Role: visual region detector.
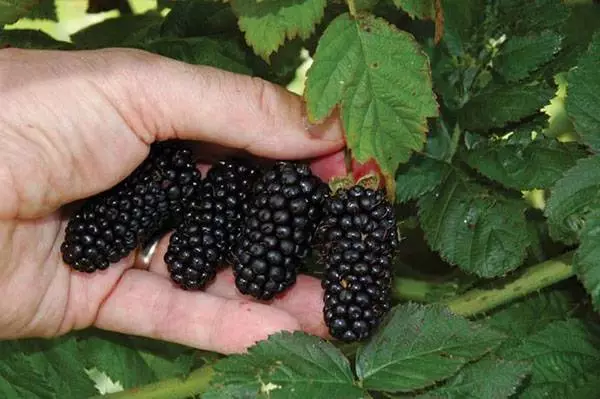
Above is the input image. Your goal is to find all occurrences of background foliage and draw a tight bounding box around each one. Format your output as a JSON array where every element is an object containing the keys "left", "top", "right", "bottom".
[{"left": 1, "top": 0, "right": 600, "bottom": 398}]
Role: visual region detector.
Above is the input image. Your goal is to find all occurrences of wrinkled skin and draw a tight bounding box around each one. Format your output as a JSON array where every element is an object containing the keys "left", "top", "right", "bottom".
[{"left": 0, "top": 48, "right": 346, "bottom": 354}]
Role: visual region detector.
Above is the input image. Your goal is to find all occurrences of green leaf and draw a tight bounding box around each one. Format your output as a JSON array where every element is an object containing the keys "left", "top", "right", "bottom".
[
  {"left": 503, "top": 319, "right": 600, "bottom": 399},
  {"left": 565, "top": 32, "right": 600, "bottom": 152},
  {"left": 459, "top": 81, "right": 555, "bottom": 132},
  {"left": 392, "top": 0, "right": 434, "bottom": 20},
  {"left": 463, "top": 136, "right": 588, "bottom": 190},
  {"left": 0, "top": 29, "right": 73, "bottom": 49},
  {"left": 160, "top": 0, "right": 238, "bottom": 38},
  {"left": 79, "top": 336, "right": 157, "bottom": 390},
  {"left": 491, "top": 0, "right": 569, "bottom": 37},
  {"left": 305, "top": 13, "right": 438, "bottom": 193},
  {"left": 573, "top": 211, "right": 600, "bottom": 312},
  {"left": 0, "top": 0, "right": 39, "bottom": 25},
  {"left": 545, "top": 155, "right": 600, "bottom": 244},
  {"left": 439, "top": 0, "right": 483, "bottom": 56},
  {"left": 231, "top": 0, "right": 326, "bottom": 60},
  {"left": 418, "top": 168, "right": 530, "bottom": 278},
  {"left": 138, "top": 37, "right": 252, "bottom": 75},
  {"left": 417, "top": 357, "right": 530, "bottom": 399},
  {"left": 486, "top": 291, "right": 573, "bottom": 357},
  {"left": 0, "top": 336, "right": 98, "bottom": 398},
  {"left": 395, "top": 158, "right": 452, "bottom": 203},
  {"left": 544, "top": 3, "right": 600, "bottom": 76},
  {"left": 355, "top": 303, "right": 505, "bottom": 392},
  {"left": 71, "top": 12, "right": 164, "bottom": 49},
  {"left": 205, "top": 331, "right": 363, "bottom": 399},
  {"left": 494, "top": 31, "right": 563, "bottom": 83},
  {"left": 24, "top": 0, "right": 56, "bottom": 21}
]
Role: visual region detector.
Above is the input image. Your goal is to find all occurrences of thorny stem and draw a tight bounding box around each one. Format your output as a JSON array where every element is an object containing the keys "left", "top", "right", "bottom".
[
  {"left": 101, "top": 252, "right": 575, "bottom": 399},
  {"left": 443, "top": 252, "right": 575, "bottom": 316}
]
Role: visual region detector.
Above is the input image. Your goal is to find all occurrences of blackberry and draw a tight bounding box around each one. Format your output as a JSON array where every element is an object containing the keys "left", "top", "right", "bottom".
[
  {"left": 317, "top": 185, "right": 397, "bottom": 342},
  {"left": 233, "top": 162, "right": 328, "bottom": 300},
  {"left": 165, "top": 159, "right": 260, "bottom": 290},
  {"left": 60, "top": 141, "right": 201, "bottom": 272}
]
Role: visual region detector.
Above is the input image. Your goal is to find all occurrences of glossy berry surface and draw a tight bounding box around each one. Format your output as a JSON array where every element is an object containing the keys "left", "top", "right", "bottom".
[
  {"left": 60, "top": 141, "right": 201, "bottom": 272},
  {"left": 165, "top": 159, "right": 260, "bottom": 290},
  {"left": 317, "top": 185, "right": 397, "bottom": 342},
  {"left": 233, "top": 161, "right": 328, "bottom": 300}
]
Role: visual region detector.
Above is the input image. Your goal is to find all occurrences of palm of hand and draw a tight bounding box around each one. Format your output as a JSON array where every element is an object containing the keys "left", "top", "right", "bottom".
[{"left": 0, "top": 48, "right": 343, "bottom": 354}]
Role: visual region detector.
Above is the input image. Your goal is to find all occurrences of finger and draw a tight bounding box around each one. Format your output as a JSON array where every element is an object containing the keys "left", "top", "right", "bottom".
[
  {"left": 144, "top": 234, "right": 328, "bottom": 337},
  {"left": 310, "top": 149, "right": 348, "bottom": 181},
  {"left": 205, "top": 269, "right": 329, "bottom": 338},
  {"left": 125, "top": 53, "right": 345, "bottom": 159},
  {"left": 94, "top": 269, "right": 303, "bottom": 354}
]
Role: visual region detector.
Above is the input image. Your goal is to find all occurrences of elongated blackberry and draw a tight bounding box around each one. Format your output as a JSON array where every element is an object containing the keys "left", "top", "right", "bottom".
[
  {"left": 317, "top": 185, "right": 397, "bottom": 342},
  {"left": 60, "top": 141, "right": 201, "bottom": 272},
  {"left": 233, "top": 162, "right": 328, "bottom": 300},
  {"left": 165, "top": 159, "right": 260, "bottom": 290}
]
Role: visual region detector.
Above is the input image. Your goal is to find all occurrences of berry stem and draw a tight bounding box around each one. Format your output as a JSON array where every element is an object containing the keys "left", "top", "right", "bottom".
[{"left": 90, "top": 366, "right": 214, "bottom": 399}]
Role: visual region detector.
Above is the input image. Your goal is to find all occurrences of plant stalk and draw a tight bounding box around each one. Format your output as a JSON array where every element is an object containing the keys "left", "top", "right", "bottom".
[
  {"left": 92, "top": 366, "right": 214, "bottom": 399},
  {"left": 443, "top": 252, "right": 575, "bottom": 316},
  {"left": 346, "top": 0, "right": 358, "bottom": 17}
]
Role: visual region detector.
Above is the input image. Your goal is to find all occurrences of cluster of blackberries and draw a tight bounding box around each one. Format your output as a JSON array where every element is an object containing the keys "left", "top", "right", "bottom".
[
  {"left": 61, "top": 141, "right": 200, "bottom": 272},
  {"left": 60, "top": 141, "right": 397, "bottom": 341},
  {"left": 317, "top": 186, "right": 398, "bottom": 341}
]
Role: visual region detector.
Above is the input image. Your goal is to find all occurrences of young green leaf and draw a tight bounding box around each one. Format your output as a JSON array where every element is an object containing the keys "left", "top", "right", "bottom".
[
  {"left": 459, "top": 81, "right": 555, "bottom": 132},
  {"left": 355, "top": 303, "right": 505, "bottom": 392},
  {"left": 502, "top": 319, "right": 600, "bottom": 398},
  {"left": 138, "top": 37, "right": 252, "bottom": 75},
  {"left": 0, "top": 29, "right": 73, "bottom": 49},
  {"left": 205, "top": 331, "right": 362, "bottom": 399},
  {"left": 463, "top": 137, "right": 588, "bottom": 191},
  {"left": 418, "top": 168, "right": 530, "bottom": 278},
  {"left": 391, "top": 0, "right": 434, "bottom": 20},
  {"left": 494, "top": 31, "right": 563, "bottom": 83},
  {"left": 573, "top": 211, "right": 600, "bottom": 312},
  {"left": 0, "top": 336, "right": 98, "bottom": 398},
  {"left": 305, "top": 13, "right": 438, "bottom": 194},
  {"left": 416, "top": 357, "right": 530, "bottom": 399},
  {"left": 0, "top": 0, "right": 39, "bottom": 25},
  {"left": 565, "top": 32, "right": 600, "bottom": 152},
  {"left": 395, "top": 158, "right": 451, "bottom": 203},
  {"left": 231, "top": 0, "right": 326, "bottom": 60},
  {"left": 545, "top": 155, "right": 600, "bottom": 245}
]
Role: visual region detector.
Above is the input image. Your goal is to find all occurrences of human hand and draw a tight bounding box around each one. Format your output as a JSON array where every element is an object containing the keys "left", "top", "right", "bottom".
[{"left": 0, "top": 47, "right": 345, "bottom": 354}]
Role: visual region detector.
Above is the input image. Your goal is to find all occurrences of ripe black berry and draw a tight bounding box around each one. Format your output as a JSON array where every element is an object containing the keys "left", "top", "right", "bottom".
[
  {"left": 165, "top": 159, "right": 260, "bottom": 290},
  {"left": 317, "top": 185, "right": 397, "bottom": 342},
  {"left": 60, "top": 141, "right": 201, "bottom": 272},
  {"left": 233, "top": 162, "right": 328, "bottom": 300}
]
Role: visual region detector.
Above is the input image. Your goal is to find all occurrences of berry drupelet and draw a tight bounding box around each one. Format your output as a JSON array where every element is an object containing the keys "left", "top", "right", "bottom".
[
  {"left": 60, "top": 141, "right": 201, "bottom": 272},
  {"left": 233, "top": 161, "right": 328, "bottom": 300},
  {"left": 165, "top": 159, "right": 260, "bottom": 290},
  {"left": 317, "top": 185, "right": 398, "bottom": 342}
]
